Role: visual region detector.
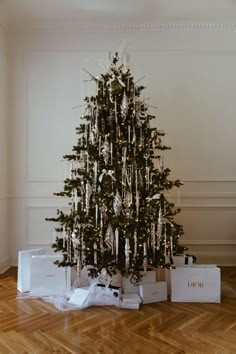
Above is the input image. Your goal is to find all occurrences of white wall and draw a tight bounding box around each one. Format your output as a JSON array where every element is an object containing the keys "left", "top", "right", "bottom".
[
  {"left": 0, "top": 24, "right": 9, "bottom": 272},
  {"left": 8, "top": 23, "right": 236, "bottom": 266}
]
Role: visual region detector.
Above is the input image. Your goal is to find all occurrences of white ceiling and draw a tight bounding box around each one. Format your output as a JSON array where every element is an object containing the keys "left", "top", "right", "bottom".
[{"left": 1, "top": 0, "right": 236, "bottom": 29}]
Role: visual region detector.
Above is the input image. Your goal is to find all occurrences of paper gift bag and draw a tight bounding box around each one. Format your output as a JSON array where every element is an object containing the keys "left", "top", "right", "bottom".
[
  {"left": 167, "top": 265, "right": 221, "bottom": 303},
  {"left": 17, "top": 248, "right": 45, "bottom": 292},
  {"left": 30, "top": 255, "right": 71, "bottom": 297},
  {"left": 139, "top": 281, "right": 167, "bottom": 304}
]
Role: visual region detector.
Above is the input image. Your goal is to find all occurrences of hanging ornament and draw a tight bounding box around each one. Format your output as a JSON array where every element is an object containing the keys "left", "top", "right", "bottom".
[
  {"left": 151, "top": 223, "right": 156, "bottom": 256},
  {"left": 94, "top": 242, "right": 97, "bottom": 265},
  {"left": 117, "top": 76, "right": 126, "bottom": 88},
  {"left": 159, "top": 156, "right": 164, "bottom": 173},
  {"left": 125, "top": 238, "right": 130, "bottom": 271},
  {"left": 143, "top": 242, "right": 148, "bottom": 272},
  {"left": 135, "top": 169, "right": 140, "bottom": 219},
  {"left": 114, "top": 99, "right": 117, "bottom": 124},
  {"left": 156, "top": 207, "right": 162, "bottom": 250},
  {"left": 115, "top": 228, "right": 119, "bottom": 262},
  {"left": 123, "top": 190, "right": 132, "bottom": 212},
  {"left": 85, "top": 182, "right": 93, "bottom": 214},
  {"left": 132, "top": 125, "right": 136, "bottom": 144},
  {"left": 105, "top": 223, "right": 114, "bottom": 252},
  {"left": 100, "top": 211, "right": 104, "bottom": 255},
  {"left": 71, "top": 229, "right": 77, "bottom": 248},
  {"left": 110, "top": 142, "right": 113, "bottom": 164},
  {"left": 80, "top": 180, "right": 85, "bottom": 210},
  {"left": 121, "top": 92, "right": 128, "bottom": 120},
  {"left": 90, "top": 126, "right": 96, "bottom": 144},
  {"left": 134, "top": 229, "right": 137, "bottom": 257},
  {"left": 74, "top": 188, "right": 78, "bottom": 211},
  {"left": 99, "top": 169, "right": 116, "bottom": 183},
  {"left": 113, "top": 190, "right": 122, "bottom": 216},
  {"left": 95, "top": 204, "right": 99, "bottom": 227},
  {"left": 101, "top": 136, "right": 110, "bottom": 165},
  {"left": 94, "top": 161, "right": 98, "bottom": 191},
  {"left": 170, "top": 235, "right": 173, "bottom": 259},
  {"left": 63, "top": 226, "right": 66, "bottom": 248},
  {"left": 164, "top": 224, "right": 167, "bottom": 256}
]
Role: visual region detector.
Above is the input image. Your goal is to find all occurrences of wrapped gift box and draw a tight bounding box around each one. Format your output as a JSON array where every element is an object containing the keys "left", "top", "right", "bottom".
[
  {"left": 68, "top": 287, "right": 90, "bottom": 307},
  {"left": 166, "top": 265, "right": 221, "bottom": 303},
  {"left": 123, "top": 270, "right": 156, "bottom": 294},
  {"left": 165, "top": 255, "right": 195, "bottom": 266},
  {"left": 121, "top": 293, "right": 142, "bottom": 309},
  {"left": 139, "top": 282, "right": 167, "bottom": 304},
  {"left": 69, "top": 284, "right": 121, "bottom": 308},
  {"left": 17, "top": 248, "right": 45, "bottom": 292},
  {"left": 30, "top": 255, "right": 71, "bottom": 297}
]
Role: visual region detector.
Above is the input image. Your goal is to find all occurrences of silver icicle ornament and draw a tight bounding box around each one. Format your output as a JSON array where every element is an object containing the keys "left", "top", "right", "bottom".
[
  {"left": 85, "top": 182, "right": 93, "bottom": 214},
  {"left": 113, "top": 190, "right": 122, "bottom": 216},
  {"left": 105, "top": 223, "right": 114, "bottom": 252},
  {"left": 121, "top": 92, "right": 128, "bottom": 120},
  {"left": 101, "top": 136, "right": 110, "bottom": 165}
]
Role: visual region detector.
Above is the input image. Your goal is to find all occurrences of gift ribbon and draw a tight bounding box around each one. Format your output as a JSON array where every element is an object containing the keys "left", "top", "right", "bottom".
[{"left": 99, "top": 169, "right": 116, "bottom": 183}]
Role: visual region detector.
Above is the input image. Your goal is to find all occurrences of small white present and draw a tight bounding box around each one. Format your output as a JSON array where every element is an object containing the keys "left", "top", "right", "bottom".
[
  {"left": 139, "top": 282, "right": 167, "bottom": 304},
  {"left": 68, "top": 287, "right": 90, "bottom": 307},
  {"left": 69, "top": 284, "right": 121, "bottom": 308},
  {"left": 165, "top": 255, "right": 195, "bottom": 266},
  {"left": 17, "top": 249, "right": 45, "bottom": 292},
  {"left": 123, "top": 270, "right": 156, "bottom": 294},
  {"left": 166, "top": 265, "right": 221, "bottom": 303},
  {"left": 122, "top": 293, "right": 142, "bottom": 304},
  {"left": 121, "top": 294, "right": 141, "bottom": 309},
  {"left": 30, "top": 255, "right": 71, "bottom": 297}
]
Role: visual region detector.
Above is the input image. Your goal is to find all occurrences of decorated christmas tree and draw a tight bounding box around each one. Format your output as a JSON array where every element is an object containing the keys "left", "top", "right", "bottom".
[{"left": 46, "top": 53, "right": 184, "bottom": 281}]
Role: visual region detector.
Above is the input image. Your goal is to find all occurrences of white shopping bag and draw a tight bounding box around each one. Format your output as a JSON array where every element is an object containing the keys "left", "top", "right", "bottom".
[
  {"left": 166, "top": 265, "right": 221, "bottom": 303},
  {"left": 17, "top": 249, "right": 45, "bottom": 292},
  {"left": 30, "top": 255, "right": 71, "bottom": 297}
]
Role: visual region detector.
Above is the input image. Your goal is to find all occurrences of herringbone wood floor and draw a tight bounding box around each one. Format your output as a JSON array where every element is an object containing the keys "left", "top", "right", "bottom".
[{"left": 0, "top": 268, "right": 235, "bottom": 354}]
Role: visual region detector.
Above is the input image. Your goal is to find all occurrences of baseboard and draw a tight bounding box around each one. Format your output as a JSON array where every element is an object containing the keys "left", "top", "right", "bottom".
[{"left": 0, "top": 257, "right": 11, "bottom": 274}]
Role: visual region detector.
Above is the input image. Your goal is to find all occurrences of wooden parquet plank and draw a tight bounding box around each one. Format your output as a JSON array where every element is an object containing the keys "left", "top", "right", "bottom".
[{"left": 0, "top": 267, "right": 236, "bottom": 353}]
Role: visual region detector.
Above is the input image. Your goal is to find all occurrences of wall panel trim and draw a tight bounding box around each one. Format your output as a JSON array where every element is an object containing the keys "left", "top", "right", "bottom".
[{"left": 11, "top": 21, "right": 236, "bottom": 34}]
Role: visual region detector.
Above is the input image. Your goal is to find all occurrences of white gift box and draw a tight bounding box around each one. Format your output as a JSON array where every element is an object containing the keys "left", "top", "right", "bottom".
[
  {"left": 30, "top": 255, "right": 71, "bottom": 297},
  {"left": 123, "top": 270, "right": 156, "bottom": 294},
  {"left": 17, "top": 249, "right": 45, "bottom": 292},
  {"left": 122, "top": 293, "right": 142, "bottom": 304},
  {"left": 165, "top": 255, "right": 194, "bottom": 266},
  {"left": 68, "top": 284, "right": 121, "bottom": 308},
  {"left": 166, "top": 265, "right": 221, "bottom": 303},
  {"left": 139, "top": 282, "right": 167, "bottom": 304},
  {"left": 68, "top": 287, "right": 90, "bottom": 307}
]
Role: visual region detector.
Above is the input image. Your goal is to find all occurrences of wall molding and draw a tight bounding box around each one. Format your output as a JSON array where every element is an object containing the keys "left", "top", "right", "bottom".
[
  {"left": 180, "top": 240, "right": 236, "bottom": 245},
  {"left": 10, "top": 21, "right": 236, "bottom": 34},
  {"left": 180, "top": 205, "right": 236, "bottom": 209},
  {"left": 0, "top": 194, "right": 9, "bottom": 200},
  {"left": 24, "top": 176, "right": 236, "bottom": 183},
  {"left": 25, "top": 206, "right": 57, "bottom": 245},
  {"left": 0, "top": 257, "right": 10, "bottom": 274}
]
